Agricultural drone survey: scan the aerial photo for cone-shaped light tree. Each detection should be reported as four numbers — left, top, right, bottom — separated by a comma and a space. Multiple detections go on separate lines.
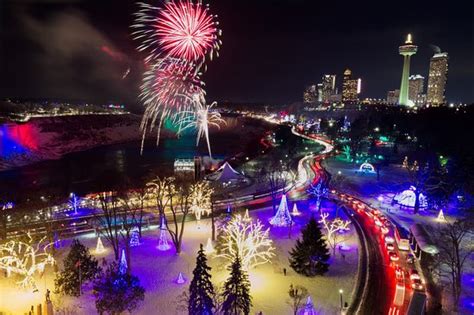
270, 194, 292, 227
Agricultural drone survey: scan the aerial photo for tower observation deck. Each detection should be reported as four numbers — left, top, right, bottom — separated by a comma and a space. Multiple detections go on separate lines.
398, 34, 418, 106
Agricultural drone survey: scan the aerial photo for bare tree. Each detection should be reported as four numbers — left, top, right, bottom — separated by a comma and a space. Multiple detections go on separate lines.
128, 187, 150, 238
117, 191, 145, 272
147, 177, 195, 254
263, 158, 291, 215
405, 160, 451, 214
94, 192, 121, 260
433, 217, 474, 311
166, 179, 193, 254
147, 176, 175, 224
287, 284, 308, 315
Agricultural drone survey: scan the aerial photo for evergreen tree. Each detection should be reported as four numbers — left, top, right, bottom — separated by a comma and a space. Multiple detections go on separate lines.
221, 255, 252, 315
188, 244, 215, 315
55, 239, 101, 296
289, 216, 330, 277
93, 262, 145, 315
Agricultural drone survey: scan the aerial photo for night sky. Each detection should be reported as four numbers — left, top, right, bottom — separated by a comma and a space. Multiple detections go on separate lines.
1, 0, 472, 107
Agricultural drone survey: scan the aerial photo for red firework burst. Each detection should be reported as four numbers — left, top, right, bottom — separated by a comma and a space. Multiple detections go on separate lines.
156, 0, 220, 62
142, 58, 203, 112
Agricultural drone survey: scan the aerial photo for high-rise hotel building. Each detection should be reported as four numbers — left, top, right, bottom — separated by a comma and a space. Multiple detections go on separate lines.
321, 74, 336, 103
409, 75, 425, 106
342, 69, 360, 103
426, 52, 448, 106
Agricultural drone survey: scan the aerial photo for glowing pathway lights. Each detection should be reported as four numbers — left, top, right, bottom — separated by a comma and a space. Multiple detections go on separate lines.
158, 217, 172, 251
217, 215, 274, 270
176, 272, 186, 284
269, 194, 293, 227
0, 233, 55, 290
95, 236, 105, 254
204, 238, 215, 254
292, 203, 301, 216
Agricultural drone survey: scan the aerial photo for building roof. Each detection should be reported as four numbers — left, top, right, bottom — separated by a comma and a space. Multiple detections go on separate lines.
209, 162, 244, 182
409, 74, 424, 80
409, 224, 439, 255
432, 52, 448, 59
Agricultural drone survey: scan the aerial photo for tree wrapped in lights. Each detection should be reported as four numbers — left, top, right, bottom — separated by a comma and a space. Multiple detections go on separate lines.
217, 215, 274, 270
307, 182, 328, 212
318, 212, 351, 255
269, 194, 292, 227
189, 181, 213, 221
0, 233, 55, 290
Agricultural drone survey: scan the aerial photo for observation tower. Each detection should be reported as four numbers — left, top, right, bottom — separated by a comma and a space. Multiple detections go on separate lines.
398, 34, 418, 106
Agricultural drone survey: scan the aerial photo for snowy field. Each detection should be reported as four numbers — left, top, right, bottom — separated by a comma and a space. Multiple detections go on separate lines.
324, 157, 474, 314
0, 200, 360, 315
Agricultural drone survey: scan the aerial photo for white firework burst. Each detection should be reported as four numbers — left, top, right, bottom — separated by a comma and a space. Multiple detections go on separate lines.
176, 98, 225, 159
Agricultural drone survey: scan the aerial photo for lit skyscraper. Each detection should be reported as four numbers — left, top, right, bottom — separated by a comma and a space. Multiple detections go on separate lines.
398, 34, 418, 106
426, 52, 448, 106
387, 90, 400, 105
409, 74, 425, 106
321, 74, 336, 102
342, 69, 359, 102
303, 84, 318, 103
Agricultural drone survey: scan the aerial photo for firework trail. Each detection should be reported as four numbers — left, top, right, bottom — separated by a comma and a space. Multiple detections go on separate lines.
132, 0, 222, 63
139, 57, 205, 153
176, 99, 225, 158
133, 0, 222, 153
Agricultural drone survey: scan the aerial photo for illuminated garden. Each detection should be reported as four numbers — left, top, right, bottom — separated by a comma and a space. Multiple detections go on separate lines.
0, 0, 473, 315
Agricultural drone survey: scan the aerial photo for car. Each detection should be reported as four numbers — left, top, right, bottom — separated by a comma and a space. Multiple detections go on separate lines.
411, 278, 424, 290
410, 269, 420, 280
389, 251, 400, 262
385, 236, 395, 244
386, 243, 395, 251
406, 253, 415, 264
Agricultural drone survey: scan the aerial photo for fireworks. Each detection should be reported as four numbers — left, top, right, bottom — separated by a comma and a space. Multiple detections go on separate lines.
217, 215, 274, 270
139, 58, 204, 152
0, 233, 55, 290
176, 100, 225, 158
132, 0, 221, 63
133, 0, 222, 153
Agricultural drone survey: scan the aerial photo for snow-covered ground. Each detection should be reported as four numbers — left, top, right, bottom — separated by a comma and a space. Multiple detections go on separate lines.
324, 157, 474, 314
0, 201, 360, 315
0, 115, 146, 171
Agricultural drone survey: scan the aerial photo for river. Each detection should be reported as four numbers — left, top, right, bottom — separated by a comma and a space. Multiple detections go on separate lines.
0, 116, 269, 201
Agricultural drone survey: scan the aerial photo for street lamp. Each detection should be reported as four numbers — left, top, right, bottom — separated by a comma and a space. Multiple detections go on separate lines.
339, 289, 343, 309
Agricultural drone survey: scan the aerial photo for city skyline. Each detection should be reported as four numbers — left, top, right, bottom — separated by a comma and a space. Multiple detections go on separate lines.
0, 0, 472, 106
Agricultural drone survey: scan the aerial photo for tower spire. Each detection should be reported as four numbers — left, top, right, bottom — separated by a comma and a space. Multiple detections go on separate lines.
398, 34, 418, 106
